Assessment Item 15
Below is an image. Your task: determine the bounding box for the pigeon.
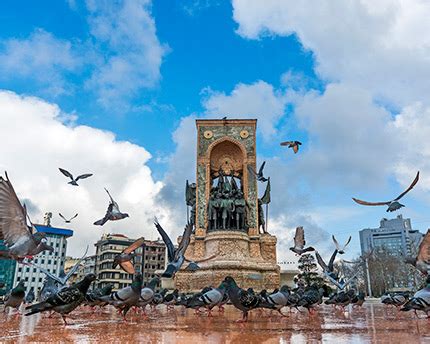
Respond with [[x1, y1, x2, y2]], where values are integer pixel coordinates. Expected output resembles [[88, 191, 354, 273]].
[[351, 291, 366, 308], [186, 281, 228, 316], [0, 172, 54, 261], [332, 235, 352, 255], [58, 168, 93, 186], [112, 237, 145, 274], [58, 213, 78, 223], [38, 276, 60, 302], [185, 287, 214, 312], [315, 250, 339, 281], [352, 171, 419, 212], [289, 226, 315, 255], [325, 271, 359, 290], [3, 280, 25, 313], [137, 277, 160, 311], [85, 284, 114, 308], [401, 277, 430, 317], [151, 288, 168, 309], [97, 273, 143, 320], [247, 161, 268, 182], [280, 140, 302, 153], [265, 285, 291, 315], [405, 229, 430, 275], [94, 188, 129, 226], [297, 285, 324, 314], [25, 273, 96, 324], [28, 246, 88, 286], [223, 276, 275, 322], [153, 218, 193, 278], [163, 289, 179, 310], [25, 289, 35, 304], [381, 292, 409, 308]]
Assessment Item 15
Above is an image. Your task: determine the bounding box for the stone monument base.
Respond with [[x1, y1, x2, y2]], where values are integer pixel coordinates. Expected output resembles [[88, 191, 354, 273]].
[[174, 231, 280, 292]]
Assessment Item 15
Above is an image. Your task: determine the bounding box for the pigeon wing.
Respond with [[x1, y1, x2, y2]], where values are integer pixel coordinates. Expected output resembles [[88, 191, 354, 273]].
[[62, 246, 88, 284], [294, 227, 305, 249], [153, 218, 175, 262], [123, 237, 145, 254], [105, 188, 120, 212], [28, 261, 64, 285], [75, 173, 93, 182], [58, 168, 74, 180], [0, 172, 33, 245], [247, 165, 258, 178], [417, 230, 430, 262], [280, 141, 293, 146], [352, 197, 390, 206], [393, 171, 419, 201], [258, 161, 266, 176], [70, 213, 78, 221], [315, 251, 328, 272], [328, 250, 338, 271], [344, 236, 352, 248], [119, 261, 135, 274], [175, 222, 193, 260], [58, 213, 67, 222], [332, 235, 340, 251]]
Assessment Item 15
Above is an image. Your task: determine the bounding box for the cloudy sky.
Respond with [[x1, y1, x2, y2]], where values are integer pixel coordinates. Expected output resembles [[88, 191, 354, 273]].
[[1, 0, 430, 263]]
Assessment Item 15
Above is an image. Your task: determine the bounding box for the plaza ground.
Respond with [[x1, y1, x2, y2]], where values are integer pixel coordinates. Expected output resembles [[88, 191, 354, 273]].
[[0, 301, 429, 343]]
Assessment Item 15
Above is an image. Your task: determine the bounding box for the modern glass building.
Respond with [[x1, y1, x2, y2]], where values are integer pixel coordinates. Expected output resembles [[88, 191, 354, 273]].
[[359, 215, 423, 256]]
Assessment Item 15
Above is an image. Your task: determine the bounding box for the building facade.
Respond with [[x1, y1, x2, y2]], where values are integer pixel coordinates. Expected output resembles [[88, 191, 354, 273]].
[[359, 215, 423, 257], [0, 240, 16, 296], [94, 233, 165, 290], [13, 224, 73, 294]]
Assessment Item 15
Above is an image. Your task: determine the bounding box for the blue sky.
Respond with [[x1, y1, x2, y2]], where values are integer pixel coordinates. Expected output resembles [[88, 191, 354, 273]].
[[1, 0, 430, 260]]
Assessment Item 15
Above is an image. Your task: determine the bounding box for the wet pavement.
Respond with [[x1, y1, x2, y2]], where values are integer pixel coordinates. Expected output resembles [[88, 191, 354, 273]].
[[0, 302, 429, 343]]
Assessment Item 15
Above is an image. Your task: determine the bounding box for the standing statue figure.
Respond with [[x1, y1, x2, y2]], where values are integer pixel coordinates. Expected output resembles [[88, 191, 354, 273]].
[[257, 199, 266, 234], [185, 181, 197, 230], [208, 192, 221, 230], [43, 212, 52, 227], [234, 191, 247, 230], [220, 191, 234, 229]]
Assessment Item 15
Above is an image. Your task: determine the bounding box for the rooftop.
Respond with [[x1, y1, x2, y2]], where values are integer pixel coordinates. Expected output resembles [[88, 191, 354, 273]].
[[35, 224, 73, 237]]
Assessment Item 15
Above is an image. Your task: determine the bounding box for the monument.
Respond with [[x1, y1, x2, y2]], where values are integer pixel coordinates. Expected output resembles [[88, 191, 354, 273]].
[[174, 119, 280, 291]]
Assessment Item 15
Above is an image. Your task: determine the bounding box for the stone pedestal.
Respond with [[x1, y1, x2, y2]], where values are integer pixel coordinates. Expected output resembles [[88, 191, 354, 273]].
[[174, 231, 280, 292]]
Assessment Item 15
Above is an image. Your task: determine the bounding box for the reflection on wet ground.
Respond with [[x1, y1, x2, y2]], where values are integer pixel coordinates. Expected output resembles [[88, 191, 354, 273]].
[[0, 302, 429, 343]]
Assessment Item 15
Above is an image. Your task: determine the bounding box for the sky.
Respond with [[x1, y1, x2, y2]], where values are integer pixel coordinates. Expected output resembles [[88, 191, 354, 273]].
[[1, 0, 430, 264]]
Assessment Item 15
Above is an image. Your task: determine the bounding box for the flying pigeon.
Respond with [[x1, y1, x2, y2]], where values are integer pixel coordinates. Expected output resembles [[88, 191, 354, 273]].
[[58, 168, 93, 186], [332, 235, 352, 255], [247, 161, 268, 182], [405, 229, 430, 275], [25, 273, 96, 324], [0, 172, 54, 261], [315, 250, 339, 280], [352, 171, 420, 212], [289, 226, 315, 255], [28, 246, 88, 286], [94, 188, 129, 226], [280, 140, 302, 154], [325, 271, 359, 290], [223, 276, 275, 322], [97, 273, 143, 320], [153, 218, 193, 278], [112, 237, 145, 274], [4, 280, 25, 313], [58, 213, 78, 223]]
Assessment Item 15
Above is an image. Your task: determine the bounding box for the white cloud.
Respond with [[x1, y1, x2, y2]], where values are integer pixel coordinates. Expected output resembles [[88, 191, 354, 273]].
[[232, 0, 430, 107], [0, 90, 173, 256], [0, 29, 82, 96], [85, 0, 169, 109], [202, 81, 287, 138]]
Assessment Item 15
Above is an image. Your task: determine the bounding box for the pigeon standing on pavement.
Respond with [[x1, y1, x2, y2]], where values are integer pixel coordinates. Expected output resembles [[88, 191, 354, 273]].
[[352, 171, 419, 212], [97, 273, 143, 320], [401, 277, 430, 317], [25, 289, 35, 304], [153, 219, 193, 278], [247, 161, 268, 182], [25, 273, 96, 324], [4, 280, 26, 313], [58, 168, 93, 186], [137, 277, 160, 311], [0, 172, 54, 261], [297, 285, 324, 314], [186, 281, 228, 316], [280, 141, 302, 153], [289, 227, 315, 255], [112, 237, 145, 274], [85, 284, 114, 308], [265, 285, 291, 315], [94, 188, 129, 226]]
